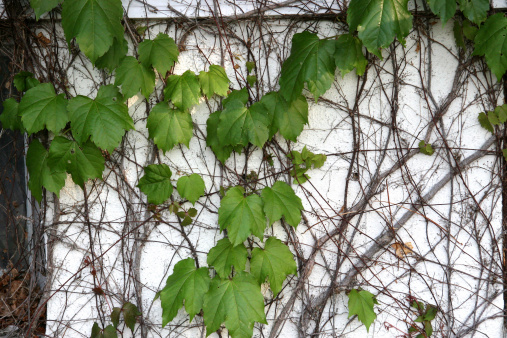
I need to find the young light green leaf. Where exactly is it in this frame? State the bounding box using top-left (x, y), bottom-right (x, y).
top-left (261, 181), bottom-right (303, 228)
top-left (115, 56), bottom-right (156, 99)
top-left (347, 289), bottom-right (378, 332)
top-left (122, 302), bottom-right (141, 333)
top-left (247, 75), bottom-right (257, 87)
top-left (13, 71), bottom-right (40, 92)
top-left (160, 258), bottom-right (211, 326)
top-left (335, 34), bottom-right (368, 76)
top-left (459, 0), bottom-right (489, 24)
top-left (0, 98), bottom-right (23, 131)
top-left (164, 70), bottom-right (201, 110)
top-left (137, 164), bottom-right (173, 205)
top-left (68, 85), bottom-right (134, 152)
top-left (217, 99), bottom-right (270, 148)
top-left (95, 36), bottom-right (128, 72)
top-left (478, 112), bottom-right (494, 133)
top-left (348, 0), bottom-right (412, 58)
top-left (110, 307), bottom-right (121, 328)
top-left (207, 238), bottom-right (248, 279)
top-left (223, 88), bottom-right (249, 106)
top-left (199, 65), bottom-right (230, 98)
top-left (203, 272), bottom-right (267, 338)
top-left (147, 102), bottom-right (193, 152)
top-left (30, 0), bottom-right (61, 20)
top-left (473, 14), bottom-right (507, 81)
top-left (428, 0), bottom-right (456, 25)
top-left (19, 83), bottom-right (68, 134)
top-left (138, 33), bottom-right (179, 75)
top-left (206, 110), bottom-right (233, 163)
top-left (26, 139), bottom-right (66, 202)
top-left (61, 0), bottom-right (124, 63)
top-left (250, 237), bottom-right (297, 297)
top-left (418, 140), bottom-right (434, 156)
top-left (177, 174), bottom-right (205, 205)
top-left (218, 186), bottom-right (266, 246)
top-left (246, 61), bottom-right (256, 73)
top-left (48, 137), bottom-right (104, 187)
top-left (278, 31), bottom-right (336, 102)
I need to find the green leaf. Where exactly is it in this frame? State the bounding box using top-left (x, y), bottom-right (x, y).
top-left (463, 20), bottom-right (478, 41)
top-left (250, 237), bottom-right (297, 297)
top-left (418, 140), bottom-right (434, 156)
top-left (19, 83), bottom-right (69, 134)
top-left (217, 99), bottom-right (270, 148)
top-left (218, 186), bottom-right (266, 246)
top-left (261, 181), bottom-right (303, 228)
top-left (495, 104), bottom-right (507, 123)
top-left (102, 325), bottom-right (117, 338)
top-left (91, 322), bottom-right (101, 338)
top-left (26, 139), bottom-right (66, 202)
top-left (246, 61), bottom-right (255, 73)
top-left (95, 36), bottom-right (128, 72)
top-left (347, 289), bottom-right (378, 332)
top-left (502, 149), bottom-right (507, 161)
top-left (428, 0), bottom-right (456, 25)
top-left (335, 34), bottom-right (368, 76)
top-left (278, 31), bottom-right (336, 102)
top-left (459, 0), bottom-right (489, 24)
top-left (48, 136), bottom-right (105, 187)
top-left (122, 302), bottom-right (141, 333)
top-left (160, 258), bottom-right (211, 326)
top-left (424, 305), bottom-right (438, 321)
top-left (348, 0), bottom-right (412, 58)
top-left (424, 321), bottom-right (433, 337)
top-left (137, 164), bottom-right (173, 205)
top-left (453, 21), bottom-right (466, 48)
top-left (68, 85), bottom-right (134, 152)
top-left (274, 94), bottom-right (308, 142)
top-left (0, 98), bottom-right (23, 131)
top-left (177, 174), bottom-right (205, 205)
top-left (203, 272), bottom-right (267, 338)
top-left (247, 75), bottom-right (257, 86)
top-left (138, 33), bottom-right (179, 75)
top-left (110, 307), bottom-right (121, 328)
top-left (115, 56), bottom-right (156, 99)
top-left (164, 70), bottom-right (201, 110)
top-left (207, 238), bottom-right (248, 278)
top-left (473, 14), bottom-right (507, 81)
top-left (223, 88), bottom-right (249, 106)
top-left (13, 71), bottom-right (40, 92)
top-left (478, 112), bottom-right (494, 133)
top-left (147, 102), bottom-right (194, 152)
top-left (30, 0), bottom-right (61, 20)
top-left (206, 110), bottom-right (233, 163)
top-left (199, 65), bottom-right (230, 98)
top-left (61, 0), bottom-right (124, 63)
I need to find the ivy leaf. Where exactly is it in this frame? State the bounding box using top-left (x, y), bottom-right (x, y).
top-left (247, 75), bottom-right (257, 86)
top-left (164, 70), bottom-right (201, 110)
top-left (96, 36), bottom-right (128, 72)
top-left (246, 61), bottom-right (256, 73)
top-left (0, 98), bottom-right (23, 131)
top-left (278, 31), bottom-right (336, 102)
top-left (13, 71), bottom-right (40, 92)
top-left (250, 237), bottom-right (297, 297)
top-left (160, 258), bottom-right (211, 326)
top-left (223, 88), bottom-right (249, 106)
top-left (347, 289), bottom-right (378, 332)
top-left (217, 99), bottom-right (270, 148)
top-left (203, 272), bottom-right (267, 338)
top-left (418, 140), bottom-right (434, 156)
top-left (218, 186), bottom-right (266, 246)
top-left (348, 0), bottom-right (412, 58)
top-left (110, 307), bottom-right (121, 328)
top-left (138, 33), bottom-right (179, 75)
top-left (68, 85), bottom-right (134, 152)
top-left (206, 110), bottom-right (233, 163)
top-left (48, 137), bottom-right (104, 187)
top-left (91, 322), bottom-right (101, 338)
top-left (26, 139), bottom-right (66, 202)
top-left (115, 56), bottom-right (156, 99)
top-left (473, 14), bottom-right (507, 81)
top-left (207, 238), bottom-right (248, 278)
top-left (428, 0), bottom-right (456, 25)
top-left (147, 102), bottom-right (193, 152)
top-left (103, 325), bottom-right (117, 338)
top-left (276, 94), bottom-right (308, 142)
top-left (459, 0), bottom-right (489, 25)
top-left (495, 104), bottom-right (507, 123)
top-left (19, 83), bottom-right (69, 134)
top-left (199, 65), bottom-right (230, 98)
top-left (61, 0), bottom-right (124, 64)
top-left (177, 174), bottom-right (205, 205)
top-left (502, 149), bottom-right (507, 162)
top-left (478, 112), bottom-right (494, 133)
top-left (122, 302), bottom-right (141, 333)
top-left (30, 0), bottom-right (61, 20)
top-left (137, 164), bottom-right (173, 205)
top-left (335, 34), bottom-right (368, 76)
top-left (261, 181), bottom-right (303, 228)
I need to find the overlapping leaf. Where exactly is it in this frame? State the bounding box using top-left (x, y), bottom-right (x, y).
top-left (96, 36), bottom-right (128, 72)
top-left (0, 98), bottom-right (23, 131)
top-left (30, 0), bottom-right (61, 20)
top-left (206, 110), bottom-right (233, 163)
top-left (137, 164), bottom-right (173, 205)
top-left (13, 71), bottom-right (40, 92)
top-left (115, 56), bottom-right (156, 99)
top-left (335, 34), bottom-right (368, 76)
top-left (147, 102), bottom-right (193, 152)
top-left (459, 0), bottom-right (489, 24)
top-left (164, 71), bottom-right (201, 110)
top-left (429, 0), bottom-right (456, 25)
top-left (473, 14), bottom-right (507, 81)
top-left (261, 181), bottom-right (303, 227)
top-left (207, 238), bottom-right (248, 278)
top-left (177, 174), bottom-right (205, 205)
top-left (199, 65), bottom-right (230, 98)
top-left (139, 33), bottom-right (179, 74)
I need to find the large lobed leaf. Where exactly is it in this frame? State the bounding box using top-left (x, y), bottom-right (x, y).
top-left (459, 0), bottom-right (489, 25)
top-left (177, 174), bottom-right (205, 205)
top-left (137, 164), bottom-right (173, 205)
top-left (335, 34), bottom-right (368, 76)
top-left (207, 238), bottom-right (248, 278)
top-left (261, 181), bottom-right (303, 228)
top-left (199, 65), bottom-right (230, 98)
top-left (30, 0), bottom-right (62, 20)
top-left (115, 56), bottom-right (156, 99)
top-left (473, 13), bottom-right (507, 81)
top-left (164, 70), bottom-right (201, 110)
top-left (0, 99), bottom-right (23, 132)
top-left (147, 102), bottom-right (194, 152)
top-left (428, 0), bottom-right (456, 25)
top-left (347, 289), bottom-right (378, 332)
top-left (139, 33), bottom-right (179, 75)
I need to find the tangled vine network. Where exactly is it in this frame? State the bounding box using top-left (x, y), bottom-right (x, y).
top-left (0, 0), bottom-right (506, 337)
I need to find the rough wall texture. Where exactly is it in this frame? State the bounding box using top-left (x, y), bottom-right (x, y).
top-left (40, 8), bottom-right (505, 338)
